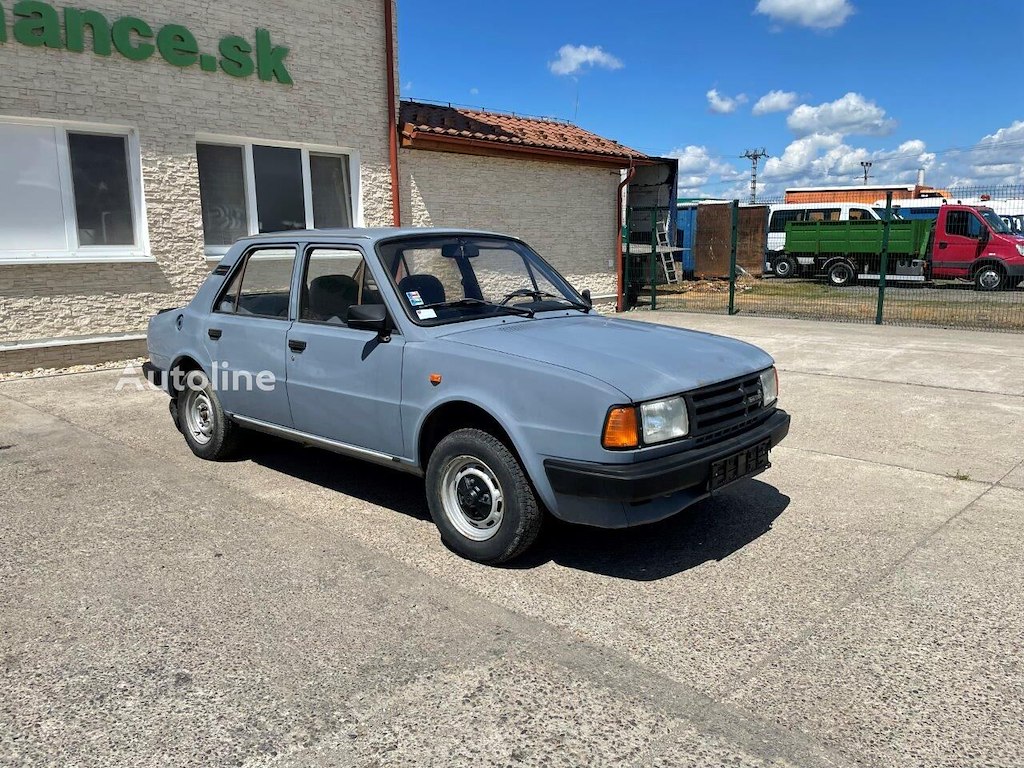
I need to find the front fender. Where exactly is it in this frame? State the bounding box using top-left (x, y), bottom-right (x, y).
top-left (402, 341), bottom-right (626, 512)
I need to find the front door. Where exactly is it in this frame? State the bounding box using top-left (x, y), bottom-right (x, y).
top-left (933, 209), bottom-right (983, 279)
top-left (285, 246), bottom-right (405, 458)
top-left (203, 245), bottom-right (298, 427)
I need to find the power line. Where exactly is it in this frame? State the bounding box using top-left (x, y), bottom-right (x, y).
top-left (741, 148), bottom-right (769, 204)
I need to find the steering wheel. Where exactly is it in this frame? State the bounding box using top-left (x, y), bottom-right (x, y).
top-left (498, 288), bottom-right (541, 306)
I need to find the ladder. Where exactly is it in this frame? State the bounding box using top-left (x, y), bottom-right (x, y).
top-left (656, 219), bottom-right (680, 284)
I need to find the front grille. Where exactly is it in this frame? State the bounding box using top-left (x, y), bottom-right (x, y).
top-left (687, 373), bottom-right (765, 445)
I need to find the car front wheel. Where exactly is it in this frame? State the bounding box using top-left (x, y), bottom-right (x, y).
top-left (425, 428), bottom-right (543, 564)
top-left (178, 372), bottom-right (241, 460)
top-left (974, 264), bottom-right (1006, 291)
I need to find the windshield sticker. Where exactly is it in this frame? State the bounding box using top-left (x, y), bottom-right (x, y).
top-left (416, 308), bottom-right (437, 320)
top-left (406, 291), bottom-right (424, 306)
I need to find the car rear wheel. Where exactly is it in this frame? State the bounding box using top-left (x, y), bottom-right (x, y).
top-left (974, 264), bottom-right (1006, 291)
top-left (827, 261), bottom-right (856, 287)
top-left (425, 428), bottom-right (542, 564)
top-left (773, 254), bottom-right (796, 279)
top-left (178, 372), bottom-right (241, 460)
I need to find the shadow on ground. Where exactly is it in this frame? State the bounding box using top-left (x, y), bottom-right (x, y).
top-left (248, 438), bottom-right (789, 581)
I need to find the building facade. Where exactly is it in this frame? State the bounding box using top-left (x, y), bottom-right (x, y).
top-left (0, 0), bottom-right (396, 371)
top-left (0, 2), bottom-right (652, 372)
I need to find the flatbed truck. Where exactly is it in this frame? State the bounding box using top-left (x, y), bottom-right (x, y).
top-left (782, 205), bottom-right (1024, 291)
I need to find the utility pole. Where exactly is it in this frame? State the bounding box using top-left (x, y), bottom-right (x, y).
top-left (860, 161), bottom-right (872, 184)
top-left (741, 148), bottom-right (769, 204)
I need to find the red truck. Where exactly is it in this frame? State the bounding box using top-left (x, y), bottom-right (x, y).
top-left (929, 205), bottom-right (1024, 290)
top-left (784, 204), bottom-right (1024, 290)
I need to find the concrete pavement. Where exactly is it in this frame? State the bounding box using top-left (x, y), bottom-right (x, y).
top-left (1, 312), bottom-right (1022, 767)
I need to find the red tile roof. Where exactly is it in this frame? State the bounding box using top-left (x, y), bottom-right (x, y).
top-left (399, 100), bottom-right (647, 165)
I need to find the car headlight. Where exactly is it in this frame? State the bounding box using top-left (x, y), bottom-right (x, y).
top-left (1016, 243), bottom-right (1024, 256)
top-left (640, 396), bottom-right (689, 444)
top-left (760, 367), bottom-right (778, 407)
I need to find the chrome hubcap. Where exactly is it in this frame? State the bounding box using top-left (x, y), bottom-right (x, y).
top-left (440, 455), bottom-right (504, 541)
top-left (979, 270), bottom-right (1000, 289)
top-left (184, 390), bottom-right (215, 445)
top-left (831, 266), bottom-right (851, 284)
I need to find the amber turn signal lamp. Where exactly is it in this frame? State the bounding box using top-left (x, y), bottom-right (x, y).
top-left (602, 406), bottom-right (639, 449)
top-left (429, 373), bottom-right (442, 385)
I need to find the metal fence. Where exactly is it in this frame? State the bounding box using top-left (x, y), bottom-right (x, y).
top-left (625, 185), bottom-right (1024, 332)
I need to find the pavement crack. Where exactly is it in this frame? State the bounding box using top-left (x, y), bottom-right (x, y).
top-left (778, 368), bottom-right (1024, 398)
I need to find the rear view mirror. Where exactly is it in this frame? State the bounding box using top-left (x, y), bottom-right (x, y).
top-left (581, 288), bottom-right (593, 308)
top-left (979, 227), bottom-right (990, 244)
top-left (347, 304), bottom-right (392, 340)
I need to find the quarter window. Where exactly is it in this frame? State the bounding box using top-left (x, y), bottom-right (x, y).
top-left (0, 119), bottom-right (144, 262)
top-left (769, 210), bottom-right (800, 233)
top-left (196, 140), bottom-right (355, 256)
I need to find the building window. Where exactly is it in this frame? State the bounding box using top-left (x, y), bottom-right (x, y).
top-left (196, 139), bottom-right (356, 257)
top-left (0, 119), bottom-right (146, 263)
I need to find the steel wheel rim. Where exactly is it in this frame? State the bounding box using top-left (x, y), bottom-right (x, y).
top-left (440, 455), bottom-right (504, 541)
top-left (831, 265), bottom-right (851, 285)
top-left (979, 269), bottom-right (1000, 289)
top-left (776, 259), bottom-right (791, 277)
top-left (184, 389), bottom-right (215, 445)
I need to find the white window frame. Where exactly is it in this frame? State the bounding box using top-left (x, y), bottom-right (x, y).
top-left (196, 133), bottom-right (362, 260)
top-left (0, 116), bottom-right (151, 265)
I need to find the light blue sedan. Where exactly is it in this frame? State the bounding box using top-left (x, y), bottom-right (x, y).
top-left (146, 229), bottom-right (789, 563)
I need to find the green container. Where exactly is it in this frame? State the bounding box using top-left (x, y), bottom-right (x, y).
top-left (784, 219), bottom-right (933, 258)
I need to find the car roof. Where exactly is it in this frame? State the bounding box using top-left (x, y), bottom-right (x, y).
top-left (236, 227), bottom-right (514, 245)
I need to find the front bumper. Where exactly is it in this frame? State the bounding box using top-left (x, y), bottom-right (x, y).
top-left (544, 409), bottom-right (790, 503)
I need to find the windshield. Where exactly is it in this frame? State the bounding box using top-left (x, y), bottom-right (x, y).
top-left (377, 235), bottom-right (585, 325)
top-left (978, 208), bottom-right (1011, 234)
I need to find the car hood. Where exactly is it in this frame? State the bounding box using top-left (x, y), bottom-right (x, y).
top-left (440, 315), bottom-right (774, 402)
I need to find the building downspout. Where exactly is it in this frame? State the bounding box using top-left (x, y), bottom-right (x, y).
top-left (384, 0), bottom-right (401, 226)
top-left (615, 161), bottom-right (636, 312)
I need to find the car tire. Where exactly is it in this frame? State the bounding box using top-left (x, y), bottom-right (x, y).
top-left (827, 261), bottom-right (856, 287)
top-left (425, 428), bottom-right (543, 564)
top-left (974, 264), bottom-right (1006, 292)
top-left (773, 254), bottom-right (796, 279)
top-left (177, 371), bottom-right (241, 461)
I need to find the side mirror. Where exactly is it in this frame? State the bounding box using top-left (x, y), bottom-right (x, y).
top-left (347, 304), bottom-right (392, 341)
top-left (581, 288), bottom-right (593, 308)
top-left (978, 227), bottom-right (990, 244)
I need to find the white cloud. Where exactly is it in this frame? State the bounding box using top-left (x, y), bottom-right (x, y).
top-left (936, 120), bottom-right (1024, 187)
top-left (401, 80), bottom-right (413, 93)
top-left (787, 92), bottom-right (896, 137)
top-left (706, 89), bottom-right (748, 115)
top-left (548, 44), bottom-right (623, 76)
top-left (667, 145), bottom-right (746, 196)
top-left (752, 90), bottom-right (798, 115)
top-left (755, 0), bottom-right (854, 30)
top-left (469, 87), bottom-right (479, 95)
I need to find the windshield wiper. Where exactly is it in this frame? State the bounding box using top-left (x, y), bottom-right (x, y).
top-left (421, 298), bottom-right (535, 318)
top-left (531, 290), bottom-right (591, 313)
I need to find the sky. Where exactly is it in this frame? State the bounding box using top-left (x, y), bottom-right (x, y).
top-left (397, 0), bottom-right (1024, 199)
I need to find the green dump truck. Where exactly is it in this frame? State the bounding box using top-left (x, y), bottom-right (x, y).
top-left (783, 218), bottom-right (933, 287)
top-left (781, 204), bottom-right (1024, 289)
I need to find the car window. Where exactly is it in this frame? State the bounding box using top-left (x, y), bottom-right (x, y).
top-left (299, 248), bottom-right (383, 325)
top-left (945, 210), bottom-right (983, 238)
top-left (805, 208), bottom-right (841, 222)
top-left (769, 209), bottom-right (801, 233)
top-left (848, 208), bottom-right (873, 220)
top-left (217, 246), bottom-right (296, 318)
top-left (378, 235), bottom-right (582, 325)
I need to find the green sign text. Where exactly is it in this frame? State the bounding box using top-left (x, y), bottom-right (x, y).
top-left (0, 1), bottom-right (292, 84)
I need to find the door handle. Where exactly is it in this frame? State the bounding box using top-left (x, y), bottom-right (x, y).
top-left (208, 328), bottom-right (222, 339)
top-left (938, 242), bottom-right (948, 249)
top-left (288, 339), bottom-right (307, 353)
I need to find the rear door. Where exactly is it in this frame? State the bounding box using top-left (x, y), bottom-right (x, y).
top-left (204, 244), bottom-right (298, 426)
top-left (933, 208), bottom-right (984, 278)
top-left (284, 245), bottom-right (406, 458)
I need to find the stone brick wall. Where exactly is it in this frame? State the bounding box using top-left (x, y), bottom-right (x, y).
top-left (0, 0), bottom-right (395, 359)
top-left (399, 149), bottom-right (621, 300)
